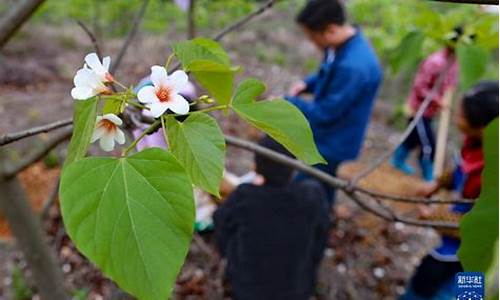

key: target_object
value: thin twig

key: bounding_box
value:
[76,20,102,58]
[0,118,72,146]
[41,178,60,220]
[212,0,277,41]
[111,0,150,74]
[348,191,458,229]
[169,0,278,72]
[350,58,454,185]
[3,127,73,178]
[354,186,475,204]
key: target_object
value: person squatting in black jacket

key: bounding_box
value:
[214,136,331,300]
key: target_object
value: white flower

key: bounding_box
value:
[137,66,190,117]
[71,53,114,100]
[71,68,112,100]
[83,53,113,83]
[91,114,125,152]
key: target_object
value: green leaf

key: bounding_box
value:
[457,43,489,91]
[172,37,230,67]
[65,98,98,166]
[389,30,425,74]
[102,98,124,115]
[232,78,326,165]
[167,113,225,197]
[59,148,195,300]
[172,38,237,105]
[187,60,237,106]
[458,119,498,275]
[232,77,266,105]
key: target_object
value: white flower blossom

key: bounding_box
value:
[71,53,114,100]
[91,114,125,152]
[83,53,113,83]
[137,66,190,118]
[71,68,112,100]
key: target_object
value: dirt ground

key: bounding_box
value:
[0,10,449,300]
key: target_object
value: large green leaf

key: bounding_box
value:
[389,30,425,74]
[65,97,98,166]
[172,37,231,67]
[231,78,326,165]
[172,38,237,105]
[167,113,225,197]
[458,119,498,275]
[59,148,195,300]
[187,60,238,106]
[457,43,489,91]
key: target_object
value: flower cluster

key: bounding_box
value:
[71,53,190,152]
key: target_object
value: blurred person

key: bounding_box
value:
[400,81,498,300]
[214,136,330,300]
[391,27,463,182]
[285,0,382,205]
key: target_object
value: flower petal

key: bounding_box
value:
[102,56,111,72]
[114,129,126,145]
[103,114,123,126]
[148,102,169,118]
[73,68,93,86]
[167,70,188,92]
[91,126,106,143]
[84,52,106,75]
[150,65,168,87]
[167,94,190,115]
[137,85,158,104]
[71,87,96,100]
[99,134,115,152]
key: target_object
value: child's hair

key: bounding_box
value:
[296,0,346,31]
[462,81,499,128]
[255,136,295,186]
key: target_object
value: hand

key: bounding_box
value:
[416,181,440,197]
[288,81,307,96]
[417,204,433,219]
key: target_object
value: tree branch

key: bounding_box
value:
[348,191,458,229]
[0,150,69,300]
[212,0,277,41]
[111,0,150,74]
[0,118,73,146]
[169,0,278,72]
[350,59,454,185]
[77,20,102,58]
[3,127,72,178]
[224,135,459,229]
[0,0,46,49]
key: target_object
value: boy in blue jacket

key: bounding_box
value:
[286,0,382,204]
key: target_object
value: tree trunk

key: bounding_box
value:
[0,152,68,300]
[0,0,46,49]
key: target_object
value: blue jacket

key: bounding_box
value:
[286,30,382,165]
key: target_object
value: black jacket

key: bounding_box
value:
[214,180,330,300]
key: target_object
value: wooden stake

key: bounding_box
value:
[433,88,455,178]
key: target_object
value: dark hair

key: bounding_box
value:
[255,136,295,186]
[462,81,499,128]
[296,0,346,31]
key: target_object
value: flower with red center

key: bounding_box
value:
[137,66,190,118]
[83,53,114,83]
[91,114,125,152]
[71,52,114,100]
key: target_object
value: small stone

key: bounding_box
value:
[373,267,385,278]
